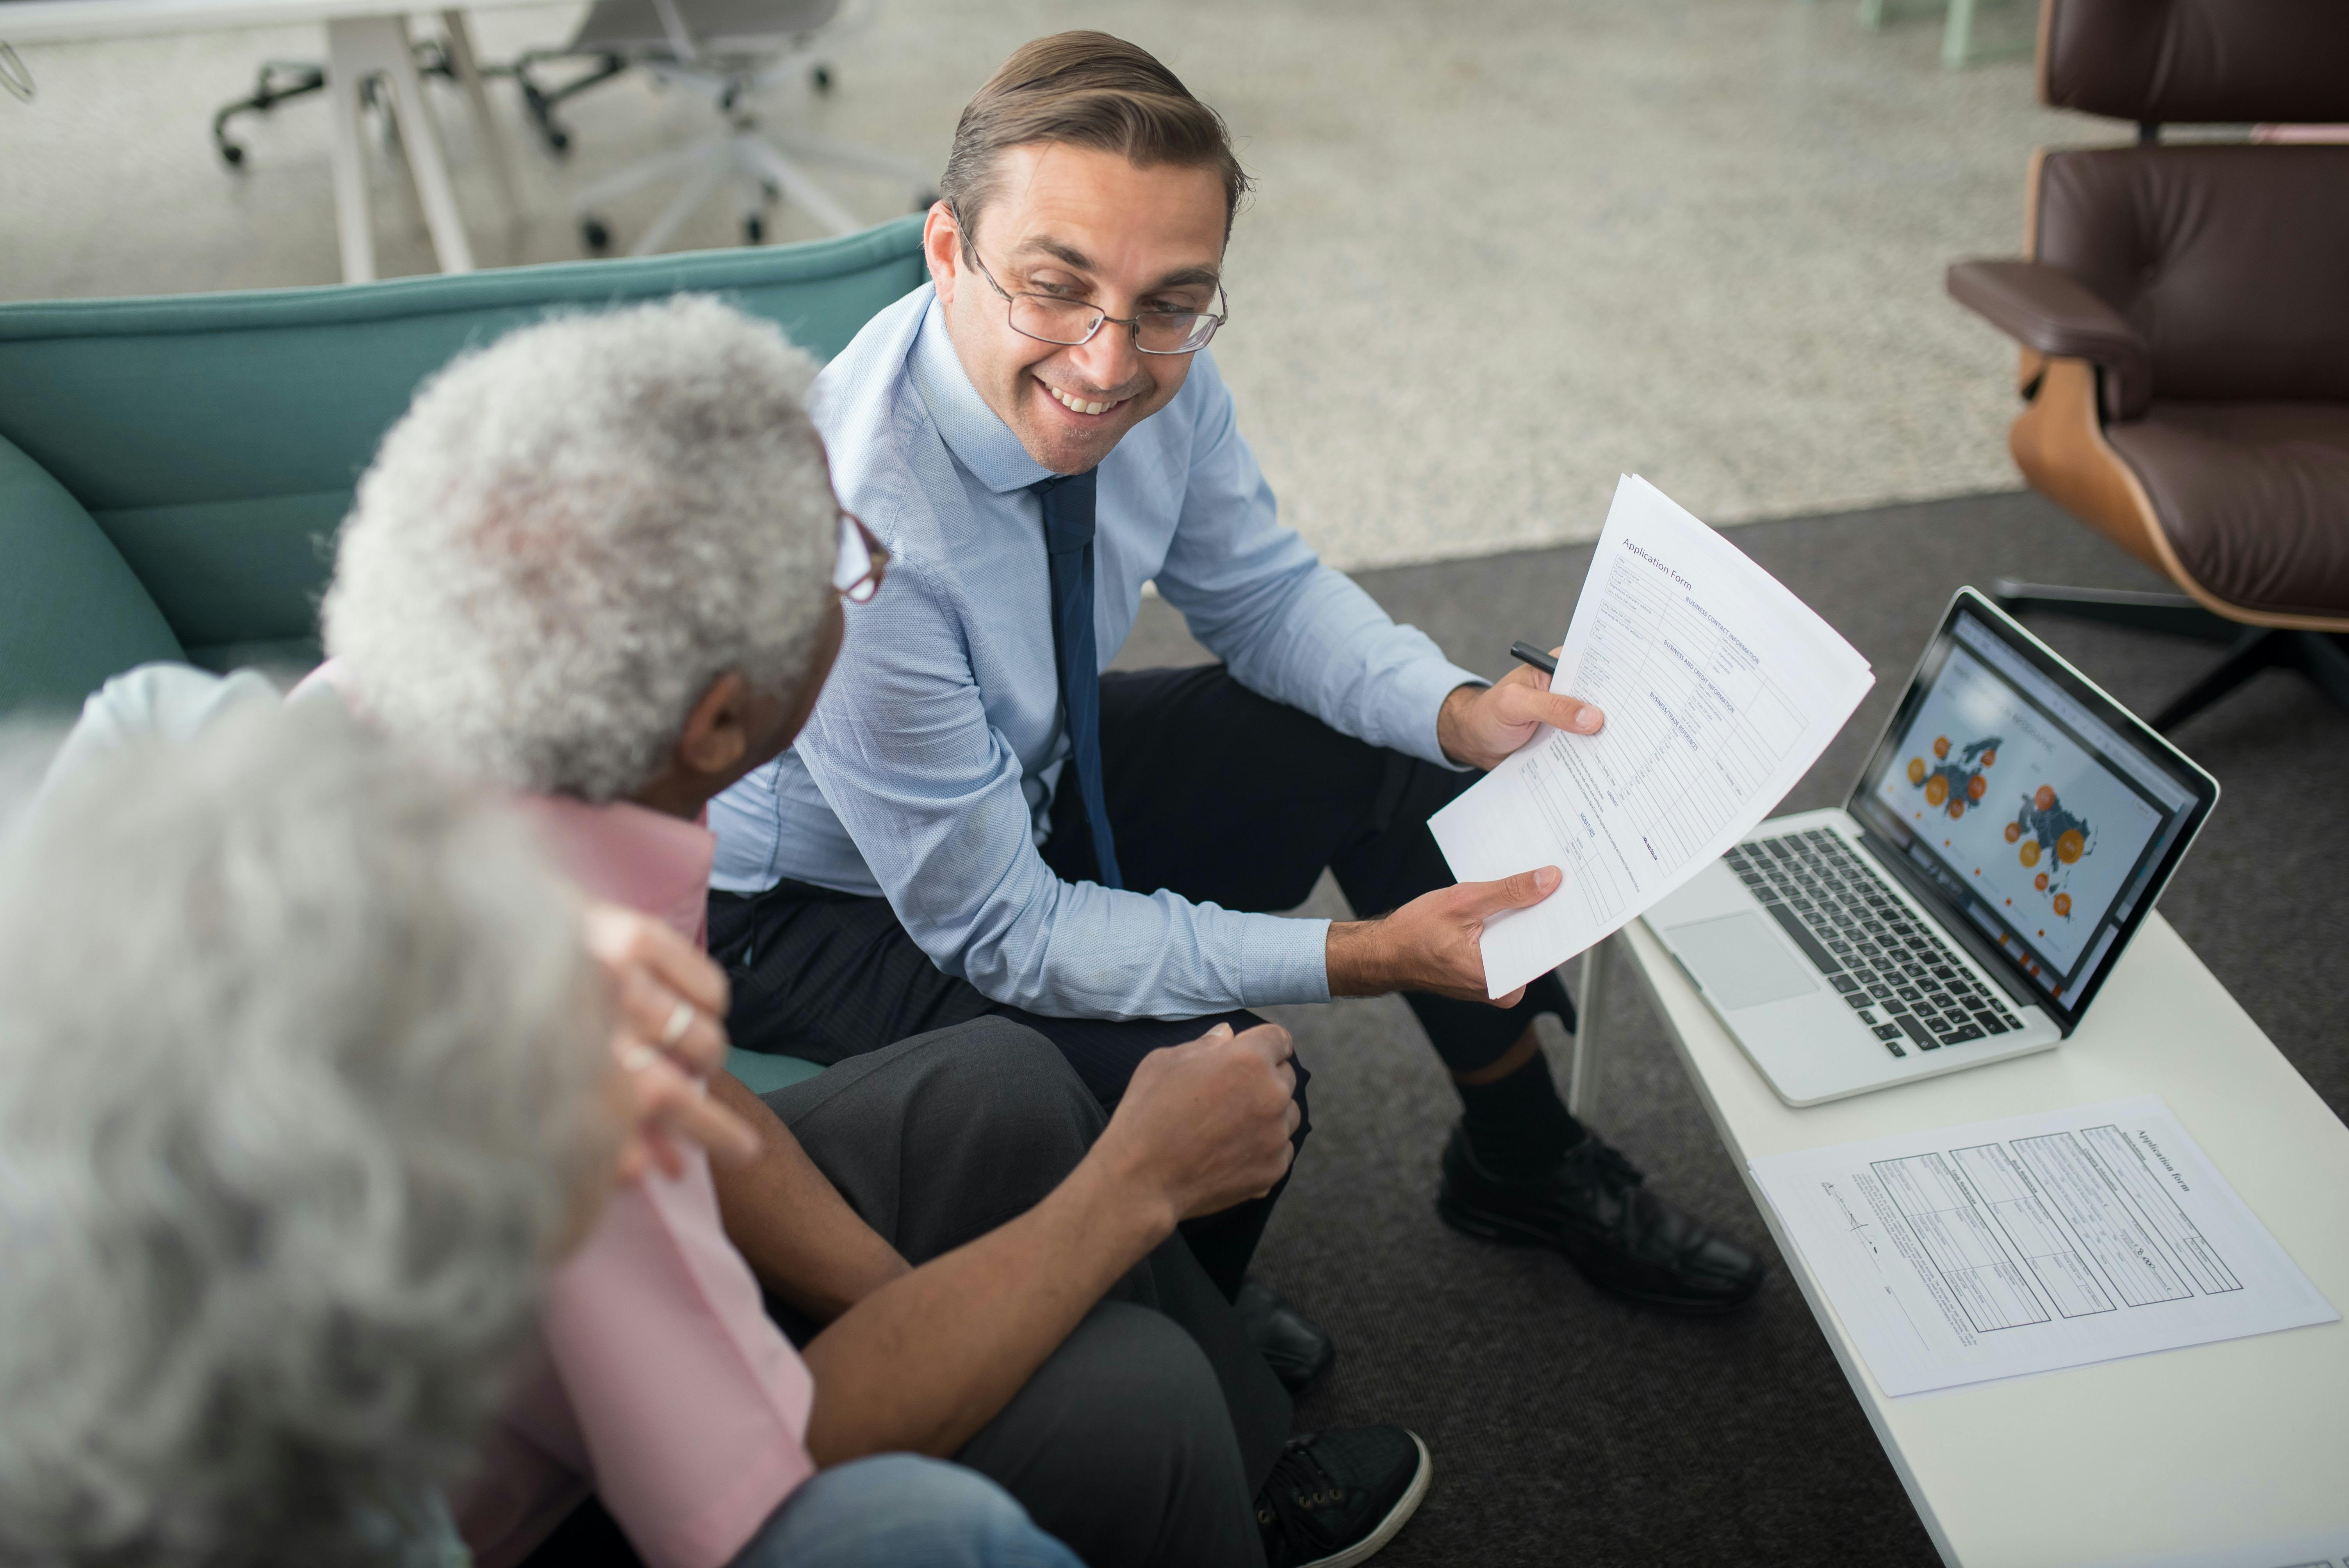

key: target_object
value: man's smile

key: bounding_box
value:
[1035,373,1135,419]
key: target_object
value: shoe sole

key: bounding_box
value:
[1435,1194,1764,1316]
[1293,1431,1431,1568]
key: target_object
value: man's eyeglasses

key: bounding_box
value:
[834,511,889,604]
[953,205,1227,356]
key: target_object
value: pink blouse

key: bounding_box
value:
[168,663,820,1568]
[455,793,818,1568]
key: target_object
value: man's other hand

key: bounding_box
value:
[1326,866,1563,1005]
[1094,1022,1300,1228]
[1435,650,1604,771]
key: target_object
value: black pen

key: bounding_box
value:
[1508,640,1558,677]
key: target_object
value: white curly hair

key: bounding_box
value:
[0,704,615,1567]
[322,294,839,802]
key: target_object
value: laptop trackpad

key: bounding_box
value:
[1667,912,1818,1010]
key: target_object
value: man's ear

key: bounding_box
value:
[922,200,961,303]
[674,672,751,779]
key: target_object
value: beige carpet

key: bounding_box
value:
[0,0,2116,570]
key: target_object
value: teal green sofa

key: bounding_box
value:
[0,216,927,1094]
[0,213,925,710]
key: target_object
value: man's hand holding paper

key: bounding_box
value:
[1432,475,1877,998]
[1436,648,1607,772]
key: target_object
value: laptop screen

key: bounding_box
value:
[1847,591,2218,1030]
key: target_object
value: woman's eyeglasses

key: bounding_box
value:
[833,511,889,605]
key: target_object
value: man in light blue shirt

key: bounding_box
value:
[710,33,1764,1369]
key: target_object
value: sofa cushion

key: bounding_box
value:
[2029,145,2349,411]
[0,216,927,665]
[2041,0,2349,125]
[724,1048,827,1096]
[2109,401,2349,619]
[0,434,184,716]
[2033,145,2349,408]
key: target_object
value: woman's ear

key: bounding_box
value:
[674,672,751,779]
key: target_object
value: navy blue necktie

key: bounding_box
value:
[1031,469,1123,890]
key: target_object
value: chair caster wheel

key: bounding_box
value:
[581,217,610,251]
[220,143,246,167]
[811,64,832,93]
[548,128,570,153]
[743,214,765,244]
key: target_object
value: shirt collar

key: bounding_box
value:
[908,291,1053,495]
[520,795,716,949]
[297,658,718,946]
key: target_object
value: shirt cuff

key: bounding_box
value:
[1386,656,1488,772]
[1241,913,1335,1008]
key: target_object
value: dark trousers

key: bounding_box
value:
[712,665,1580,1292]
[526,1018,1281,1568]
[772,1018,1281,1568]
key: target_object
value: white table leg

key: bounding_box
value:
[323,25,377,282]
[326,14,475,278]
[439,10,520,218]
[1569,934,1614,1119]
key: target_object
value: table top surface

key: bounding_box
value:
[1,0,558,43]
[1620,908,2349,1568]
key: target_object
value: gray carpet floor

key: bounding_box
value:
[1111,489,2349,1568]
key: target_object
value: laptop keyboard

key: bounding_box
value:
[1720,828,2023,1060]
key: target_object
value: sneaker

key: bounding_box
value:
[1256,1427,1430,1568]
[1436,1122,1765,1313]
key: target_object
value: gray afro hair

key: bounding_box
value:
[322,294,838,802]
[0,704,614,1567]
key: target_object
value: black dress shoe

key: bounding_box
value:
[1257,1427,1430,1568]
[1436,1123,1765,1313]
[1236,1279,1336,1394]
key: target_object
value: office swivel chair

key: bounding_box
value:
[211,44,467,168]
[1946,0,2349,732]
[531,0,933,255]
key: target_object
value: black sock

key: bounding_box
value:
[1454,1049,1583,1180]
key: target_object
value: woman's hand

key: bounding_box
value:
[583,902,759,1182]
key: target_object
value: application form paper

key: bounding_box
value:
[1429,474,1875,996]
[1750,1095,2338,1397]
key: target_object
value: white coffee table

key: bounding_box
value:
[1571,912,2349,1566]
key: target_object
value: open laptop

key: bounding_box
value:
[1644,587,2219,1107]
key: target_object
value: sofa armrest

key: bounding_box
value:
[1946,258,2152,420]
[0,433,185,716]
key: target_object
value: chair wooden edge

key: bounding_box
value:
[2010,356,2349,634]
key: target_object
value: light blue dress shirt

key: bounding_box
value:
[710,285,1483,1021]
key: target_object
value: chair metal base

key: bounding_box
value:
[1991,579,2349,732]
[574,106,929,255]
[510,52,627,155]
[212,61,330,167]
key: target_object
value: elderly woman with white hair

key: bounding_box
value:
[0,702,1082,1568]
[311,296,1399,1568]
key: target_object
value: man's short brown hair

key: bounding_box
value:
[940,32,1251,243]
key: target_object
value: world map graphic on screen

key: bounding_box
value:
[1905,737,2094,923]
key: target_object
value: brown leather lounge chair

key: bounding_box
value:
[1946,0,2349,733]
